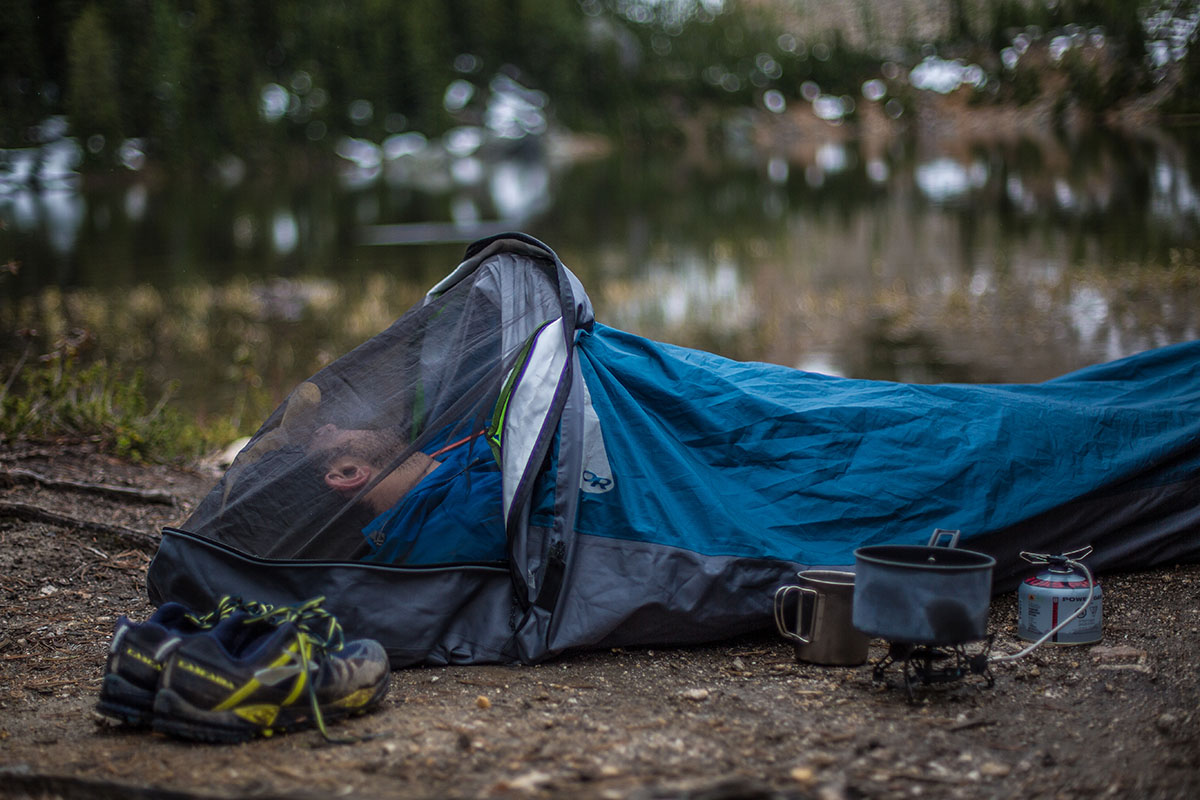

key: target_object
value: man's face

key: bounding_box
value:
[307,424,441,515]
[309,425,404,498]
[310,424,397,465]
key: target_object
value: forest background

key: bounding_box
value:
[4,0,1198,173]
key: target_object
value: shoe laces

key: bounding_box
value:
[184,595,372,743]
[266,596,363,744]
[182,595,277,628]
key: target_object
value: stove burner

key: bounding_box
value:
[872,636,995,702]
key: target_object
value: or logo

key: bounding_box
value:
[582,469,613,492]
[579,379,614,494]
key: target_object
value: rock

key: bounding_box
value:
[1090,645,1146,663]
[215,436,252,467]
[980,761,1011,777]
[680,688,710,701]
[790,765,816,785]
[1155,712,1178,734]
[816,784,848,800]
[476,695,492,709]
[504,770,553,793]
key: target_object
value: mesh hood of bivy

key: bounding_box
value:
[175,233,585,563]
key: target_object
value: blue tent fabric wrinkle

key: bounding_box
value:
[147,232,1200,668]
[575,325,1200,566]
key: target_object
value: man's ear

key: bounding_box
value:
[324,459,372,493]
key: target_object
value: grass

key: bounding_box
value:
[1,330,237,463]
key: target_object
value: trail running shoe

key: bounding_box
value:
[152,597,390,743]
[96,597,272,726]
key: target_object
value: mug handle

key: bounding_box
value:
[773,585,820,643]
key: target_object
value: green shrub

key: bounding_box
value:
[1,341,235,464]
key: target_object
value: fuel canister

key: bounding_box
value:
[1017,557,1102,645]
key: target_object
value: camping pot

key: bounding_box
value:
[852,530,996,645]
[773,570,870,666]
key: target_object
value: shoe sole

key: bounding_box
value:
[151,678,390,743]
[96,672,156,727]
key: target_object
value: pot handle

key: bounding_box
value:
[928,528,961,548]
[773,585,821,644]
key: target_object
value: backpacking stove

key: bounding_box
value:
[871,635,995,702]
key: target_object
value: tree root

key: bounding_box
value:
[1,467,177,505]
[0,500,160,551]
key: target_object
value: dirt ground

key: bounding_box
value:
[1,442,1198,800]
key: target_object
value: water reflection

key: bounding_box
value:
[271,212,299,255]
[915,158,988,203]
[908,57,986,94]
[3,115,1199,427]
[5,125,1196,283]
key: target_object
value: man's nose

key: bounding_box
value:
[313,423,339,442]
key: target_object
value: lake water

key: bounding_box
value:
[3,121,1199,429]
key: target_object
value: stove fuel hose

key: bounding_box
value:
[988,550,1096,664]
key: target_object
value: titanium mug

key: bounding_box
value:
[773,569,870,666]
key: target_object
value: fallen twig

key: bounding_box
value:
[948,718,999,732]
[1,467,177,505]
[892,772,970,786]
[456,677,506,688]
[24,678,79,692]
[1097,663,1153,674]
[0,501,160,551]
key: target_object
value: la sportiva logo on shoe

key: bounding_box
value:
[122,646,163,671]
[175,658,237,690]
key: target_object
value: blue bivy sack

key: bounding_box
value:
[148,233,1200,666]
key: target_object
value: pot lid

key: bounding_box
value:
[854,544,996,570]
